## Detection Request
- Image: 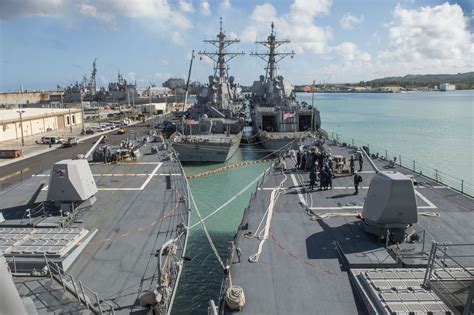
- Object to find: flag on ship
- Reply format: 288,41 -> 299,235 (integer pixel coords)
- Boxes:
283,113 -> 295,120
185,119 -> 200,125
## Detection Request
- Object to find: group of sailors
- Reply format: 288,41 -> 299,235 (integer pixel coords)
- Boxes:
295,140 -> 336,191
293,139 -> 364,194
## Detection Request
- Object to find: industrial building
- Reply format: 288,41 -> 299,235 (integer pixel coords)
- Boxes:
0,108 -> 82,143
439,83 -> 456,91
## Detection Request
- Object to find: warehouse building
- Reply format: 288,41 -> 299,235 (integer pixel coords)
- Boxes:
0,108 -> 82,142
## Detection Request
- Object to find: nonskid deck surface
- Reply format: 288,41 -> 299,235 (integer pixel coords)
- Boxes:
0,122 -> 190,314
68,150 -> 189,313
224,141 -> 474,314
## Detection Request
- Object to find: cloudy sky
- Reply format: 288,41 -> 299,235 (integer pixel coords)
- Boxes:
0,0 -> 472,90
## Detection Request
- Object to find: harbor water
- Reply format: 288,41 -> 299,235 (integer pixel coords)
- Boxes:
173,90 -> 473,314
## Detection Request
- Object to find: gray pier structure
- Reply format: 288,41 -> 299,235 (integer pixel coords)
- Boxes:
0,120 -> 190,314
215,137 -> 474,315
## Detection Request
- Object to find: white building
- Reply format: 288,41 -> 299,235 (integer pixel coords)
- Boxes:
0,108 -> 82,142
440,83 -> 456,91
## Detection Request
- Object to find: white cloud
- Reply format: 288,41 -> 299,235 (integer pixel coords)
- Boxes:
171,31 -> 185,46
340,13 -> 363,30
380,3 -> 472,72
0,0 -> 191,30
179,0 -> 193,13
200,0 -> 211,16
126,72 -> 136,82
221,0 -> 231,9
160,58 -> 169,65
243,1 -> 333,55
333,42 -> 371,62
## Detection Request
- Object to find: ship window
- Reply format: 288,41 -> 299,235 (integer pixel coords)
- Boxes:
262,115 -> 277,132
298,115 -> 311,131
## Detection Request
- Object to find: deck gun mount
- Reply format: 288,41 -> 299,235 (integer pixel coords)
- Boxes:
360,171 -> 418,243
47,159 -> 98,211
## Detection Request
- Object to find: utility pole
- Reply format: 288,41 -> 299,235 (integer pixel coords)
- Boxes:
69,107 -> 73,133
183,50 -> 195,111
80,85 -> 85,134
311,80 -> 315,132
16,110 -> 25,146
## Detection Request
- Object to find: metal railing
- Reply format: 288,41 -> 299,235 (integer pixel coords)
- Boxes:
326,131 -> 473,197
7,254 -> 115,314
422,243 -> 474,315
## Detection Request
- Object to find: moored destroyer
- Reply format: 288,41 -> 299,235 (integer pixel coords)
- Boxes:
211,136 -> 474,314
0,121 -> 190,315
172,18 -> 245,163
250,23 -> 323,152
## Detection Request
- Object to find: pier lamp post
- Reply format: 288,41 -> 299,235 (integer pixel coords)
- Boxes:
16,110 -> 25,146
80,87 -> 85,134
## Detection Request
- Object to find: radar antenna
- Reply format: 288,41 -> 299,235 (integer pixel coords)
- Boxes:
250,22 -> 295,80
198,17 -> 244,81
198,17 -> 244,106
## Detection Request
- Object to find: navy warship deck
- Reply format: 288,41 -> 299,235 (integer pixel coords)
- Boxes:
0,121 -> 190,314
218,138 -> 474,314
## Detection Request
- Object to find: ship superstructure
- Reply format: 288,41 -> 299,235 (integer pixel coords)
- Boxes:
172,18 -> 245,163
250,23 -> 322,152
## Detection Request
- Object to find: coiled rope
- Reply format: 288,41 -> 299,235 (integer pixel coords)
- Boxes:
225,270 -> 246,311
248,173 -> 288,263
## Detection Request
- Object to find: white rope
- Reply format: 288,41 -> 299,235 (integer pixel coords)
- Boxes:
248,173 -> 288,263
189,188 -> 226,270
188,169 -> 269,230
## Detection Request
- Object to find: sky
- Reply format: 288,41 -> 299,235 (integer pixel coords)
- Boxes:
0,0 -> 472,91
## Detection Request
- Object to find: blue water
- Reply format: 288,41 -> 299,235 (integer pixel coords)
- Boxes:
297,91 -> 473,186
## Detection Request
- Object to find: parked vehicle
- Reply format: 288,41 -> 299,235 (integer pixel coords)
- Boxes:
39,136 -> 62,144
85,128 -> 95,134
62,137 -> 79,147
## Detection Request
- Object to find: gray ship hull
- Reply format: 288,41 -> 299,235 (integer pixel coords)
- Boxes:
173,132 -> 242,163
258,131 -> 306,153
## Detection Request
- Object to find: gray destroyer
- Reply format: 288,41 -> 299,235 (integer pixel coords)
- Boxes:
250,23 -> 322,152
0,121 -> 190,315
172,19 -> 244,163
212,134 -> 474,314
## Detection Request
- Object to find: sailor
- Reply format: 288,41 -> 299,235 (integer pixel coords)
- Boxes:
103,146 -> 108,164
358,153 -> 363,171
296,150 -> 302,169
353,171 -> 362,195
305,151 -> 314,171
350,155 -> 355,175
309,169 -> 317,191
327,169 -> 333,189
319,168 -> 327,190
317,153 -> 325,171
300,152 -> 307,170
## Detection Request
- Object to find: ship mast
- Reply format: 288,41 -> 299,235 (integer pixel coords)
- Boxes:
251,22 -> 295,80
198,17 -> 244,104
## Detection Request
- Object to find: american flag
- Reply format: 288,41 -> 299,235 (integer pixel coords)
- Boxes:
283,113 -> 295,120
185,119 -> 200,125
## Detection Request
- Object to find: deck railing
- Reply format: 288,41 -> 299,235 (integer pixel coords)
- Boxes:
422,243 -> 474,315
6,254 -> 115,314
326,131 -> 473,197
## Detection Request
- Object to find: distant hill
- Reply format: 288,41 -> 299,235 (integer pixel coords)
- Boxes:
366,72 -> 473,89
